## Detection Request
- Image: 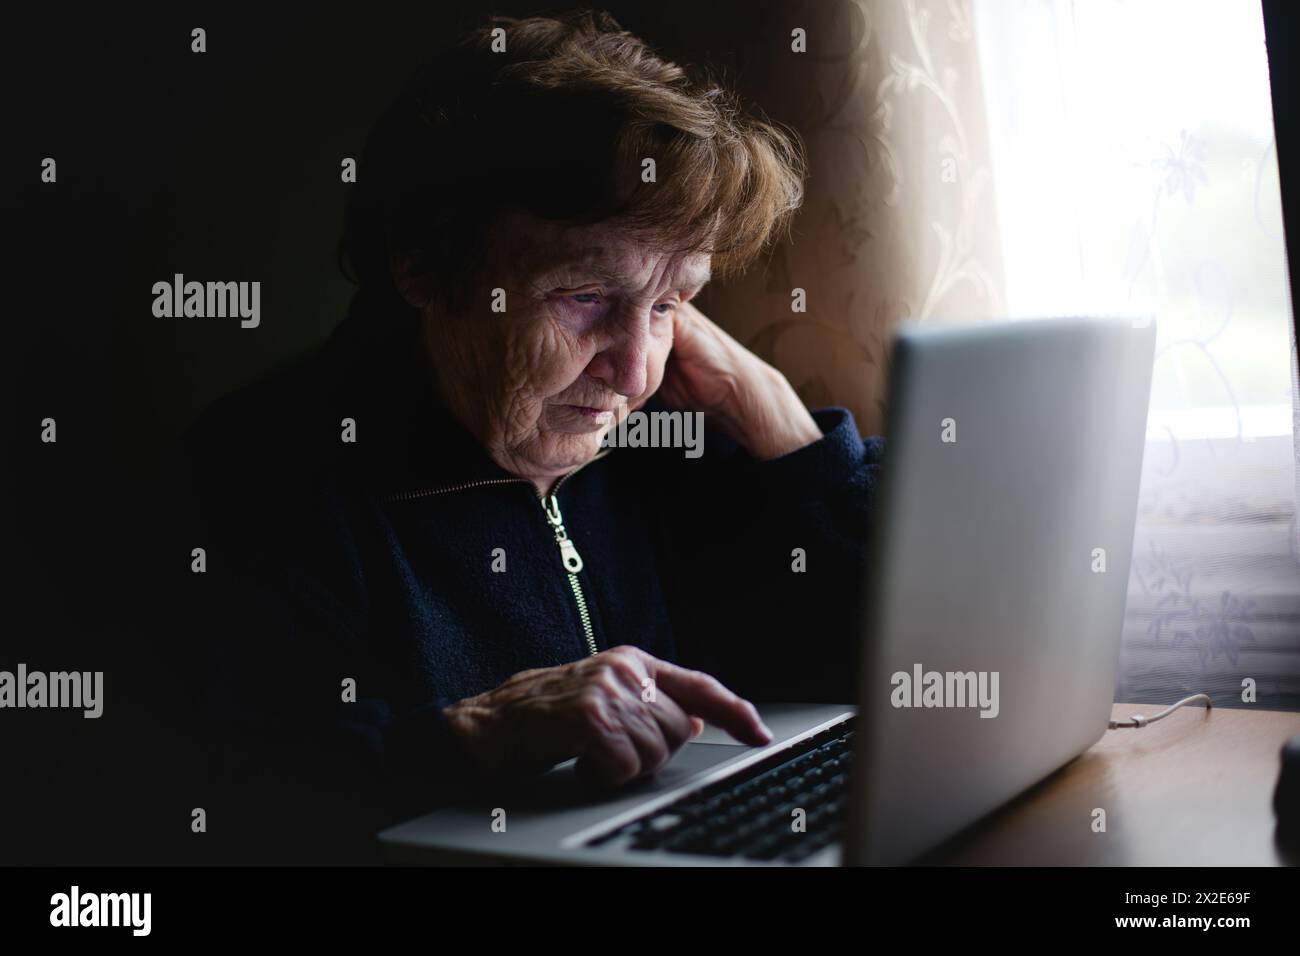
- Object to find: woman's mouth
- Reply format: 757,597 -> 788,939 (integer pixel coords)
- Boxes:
567,405 -> 616,424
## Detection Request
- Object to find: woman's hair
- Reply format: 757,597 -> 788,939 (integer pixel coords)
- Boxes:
338,9 -> 805,314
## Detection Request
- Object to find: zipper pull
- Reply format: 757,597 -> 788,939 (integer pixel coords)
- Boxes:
542,494 -> 585,574
557,537 -> 584,574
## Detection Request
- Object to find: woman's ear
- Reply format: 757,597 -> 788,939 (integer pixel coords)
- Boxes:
390,254 -> 436,309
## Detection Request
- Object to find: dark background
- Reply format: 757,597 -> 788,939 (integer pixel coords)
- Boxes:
1,0 -> 820,865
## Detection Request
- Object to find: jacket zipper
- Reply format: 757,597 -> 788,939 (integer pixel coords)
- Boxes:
540,492 -> 597,655
384,452 -> 609,656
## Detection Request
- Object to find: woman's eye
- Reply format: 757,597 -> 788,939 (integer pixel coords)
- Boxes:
571,291 -> 603,305
653,302 -> 675,315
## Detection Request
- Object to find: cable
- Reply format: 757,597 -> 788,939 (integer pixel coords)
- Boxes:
1107,693 -> 1212,729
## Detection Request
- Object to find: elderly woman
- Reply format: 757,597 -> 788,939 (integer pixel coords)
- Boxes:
168,11 -> 884,861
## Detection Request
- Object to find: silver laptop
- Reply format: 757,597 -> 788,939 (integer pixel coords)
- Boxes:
379,315 -> 1157,866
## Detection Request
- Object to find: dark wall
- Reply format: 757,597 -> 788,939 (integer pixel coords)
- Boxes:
2,0 -> 808,864
8,0 -> 802,505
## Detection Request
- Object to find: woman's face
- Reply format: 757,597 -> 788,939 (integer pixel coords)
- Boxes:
410,209 -> 711,488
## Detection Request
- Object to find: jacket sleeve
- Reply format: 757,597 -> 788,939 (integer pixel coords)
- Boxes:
648,406 -> 886,705
155,405 -> 481,863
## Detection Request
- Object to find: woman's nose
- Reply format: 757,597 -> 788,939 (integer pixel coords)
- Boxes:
592,311 -> 652,398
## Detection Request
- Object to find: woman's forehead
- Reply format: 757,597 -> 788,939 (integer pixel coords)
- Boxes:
487,209 -> 708,289
523,228 -> 711,291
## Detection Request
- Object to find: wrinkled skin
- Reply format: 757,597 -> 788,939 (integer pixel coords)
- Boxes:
393,209 -> 823,786
445,645 -> 773,788
395,208 -> 821,495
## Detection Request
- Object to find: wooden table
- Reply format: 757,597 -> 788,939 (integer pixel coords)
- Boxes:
926,703 -> 1300,865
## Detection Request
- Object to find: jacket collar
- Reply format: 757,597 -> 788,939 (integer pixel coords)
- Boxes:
322,294 -> 522,499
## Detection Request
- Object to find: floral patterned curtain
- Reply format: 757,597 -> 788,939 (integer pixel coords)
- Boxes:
693,0 -> 1006,436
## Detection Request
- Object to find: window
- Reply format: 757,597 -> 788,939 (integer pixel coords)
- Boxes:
974,0 -> 1299,706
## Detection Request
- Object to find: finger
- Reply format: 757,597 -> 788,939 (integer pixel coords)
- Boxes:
569,683 -> 668,786
614,647 -> 768,743
609,693 -> 673,778
638,687 -> 696,753
672,299 -> 701,343
595,647 -> 738,749
677,299 -> 707,325
572,710 -> 642,788
598,647 -> 695,751
650,661 -> 772,746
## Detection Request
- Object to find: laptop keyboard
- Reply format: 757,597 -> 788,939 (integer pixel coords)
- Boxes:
585,716 -> 856,863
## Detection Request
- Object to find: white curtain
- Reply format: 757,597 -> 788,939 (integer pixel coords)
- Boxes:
972,0 -> 1300,707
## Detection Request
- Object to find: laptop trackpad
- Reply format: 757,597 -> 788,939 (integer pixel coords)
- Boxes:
465,743 -> 748,815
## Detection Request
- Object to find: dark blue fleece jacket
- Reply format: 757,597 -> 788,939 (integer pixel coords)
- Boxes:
161,299 -> 885,861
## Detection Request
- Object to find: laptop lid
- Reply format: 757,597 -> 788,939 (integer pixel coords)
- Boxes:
844,316 -> 1156,865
